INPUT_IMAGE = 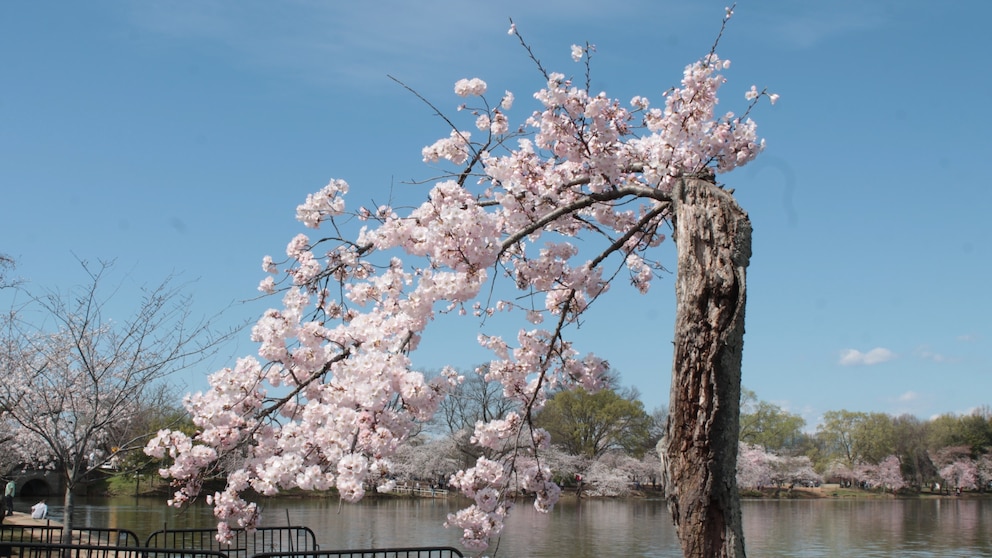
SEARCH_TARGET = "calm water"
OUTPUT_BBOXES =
[27,495,992,557]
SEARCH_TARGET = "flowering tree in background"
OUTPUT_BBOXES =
[147,12,773,557]
[736,443,821,492]
[932,446,979,491]
[976,453,992,491]
[386,436,461,488]
[1,261,231,542]
[854,456,906,492]
[538,445,588,487]
[581,453,636,497]
[736,443,773,490]
[939,459,977,491]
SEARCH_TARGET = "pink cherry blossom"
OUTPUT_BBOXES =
[147,21,772,552]
[454,77,487,97]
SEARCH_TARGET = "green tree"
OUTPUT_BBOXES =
[928,410,992,455]
[816,410,867,466]
[928,414,961,451]
[958,409,992,452]
[816,410,897,468]
[738,389,805,452]
[536,388,654,459]
[110,385,197,493]
[891,414,937,490]
[853,412,896,465]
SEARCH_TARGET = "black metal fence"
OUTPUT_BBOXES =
[0,525,461,558]
[0,525,141,546]
[254,548,464,558]
[0,540,229,558]
[144,527,319,558]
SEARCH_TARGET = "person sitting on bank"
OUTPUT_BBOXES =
[30,500,47,520]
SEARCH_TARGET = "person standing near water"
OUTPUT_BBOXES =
[3,479,14,515]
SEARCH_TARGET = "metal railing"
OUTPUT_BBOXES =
[253,548,464,558]
[0,540,229,558]
[1,525,462,558]
[382,486,449,498]
[0,525,141,546]
[144,527,319,558]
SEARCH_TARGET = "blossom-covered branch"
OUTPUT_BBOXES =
[147,19,774,554]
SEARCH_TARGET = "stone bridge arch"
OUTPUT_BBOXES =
[11,470,63,498]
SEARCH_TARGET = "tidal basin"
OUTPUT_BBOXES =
[34,495,992,557]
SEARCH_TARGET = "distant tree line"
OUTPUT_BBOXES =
[379,368,666,498]
[735,388,992,494]
[129,378,992,500]
[384,382,992,497]
[5,278,987,505]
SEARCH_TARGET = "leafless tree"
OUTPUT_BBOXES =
[433,365,520,466]
[0,254,19,290]
[0,260,236,541]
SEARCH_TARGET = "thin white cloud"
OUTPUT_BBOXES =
[889,390,927,418]
[912,344,961,364]
[918,350,946,363]
[746,2,892,49]
[838,347,895,366]
[121,0,682,91]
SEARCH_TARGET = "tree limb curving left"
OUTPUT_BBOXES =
[146,14,775,557]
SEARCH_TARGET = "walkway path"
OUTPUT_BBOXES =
[1,511,57,527]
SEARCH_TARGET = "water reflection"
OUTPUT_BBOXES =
[742,498,992,558]
[42,496,992,557]
[501,498,679,557]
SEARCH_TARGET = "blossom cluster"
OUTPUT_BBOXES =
[147,33,771,551]
[736,442,821,490]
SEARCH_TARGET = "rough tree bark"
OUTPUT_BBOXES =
[661,176,751,558]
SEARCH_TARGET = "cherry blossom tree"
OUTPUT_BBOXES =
[854,455,906,492]
[975,453,992,492]
[629,450,663,491]
[386,436,461,488]
[932,446,978,491]
[1,260,232,542]
[939,459,977,491]
[771,455,820,489]
[736,443,821,492]
[538,445,589,488]
[581,452,638,497]
[875,456,906,492]
[736,443,772,490]
[147,12,773,557]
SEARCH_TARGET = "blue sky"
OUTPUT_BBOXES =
[2,0,989,430]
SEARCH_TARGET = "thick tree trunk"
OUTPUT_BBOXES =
[662,177,751,558]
